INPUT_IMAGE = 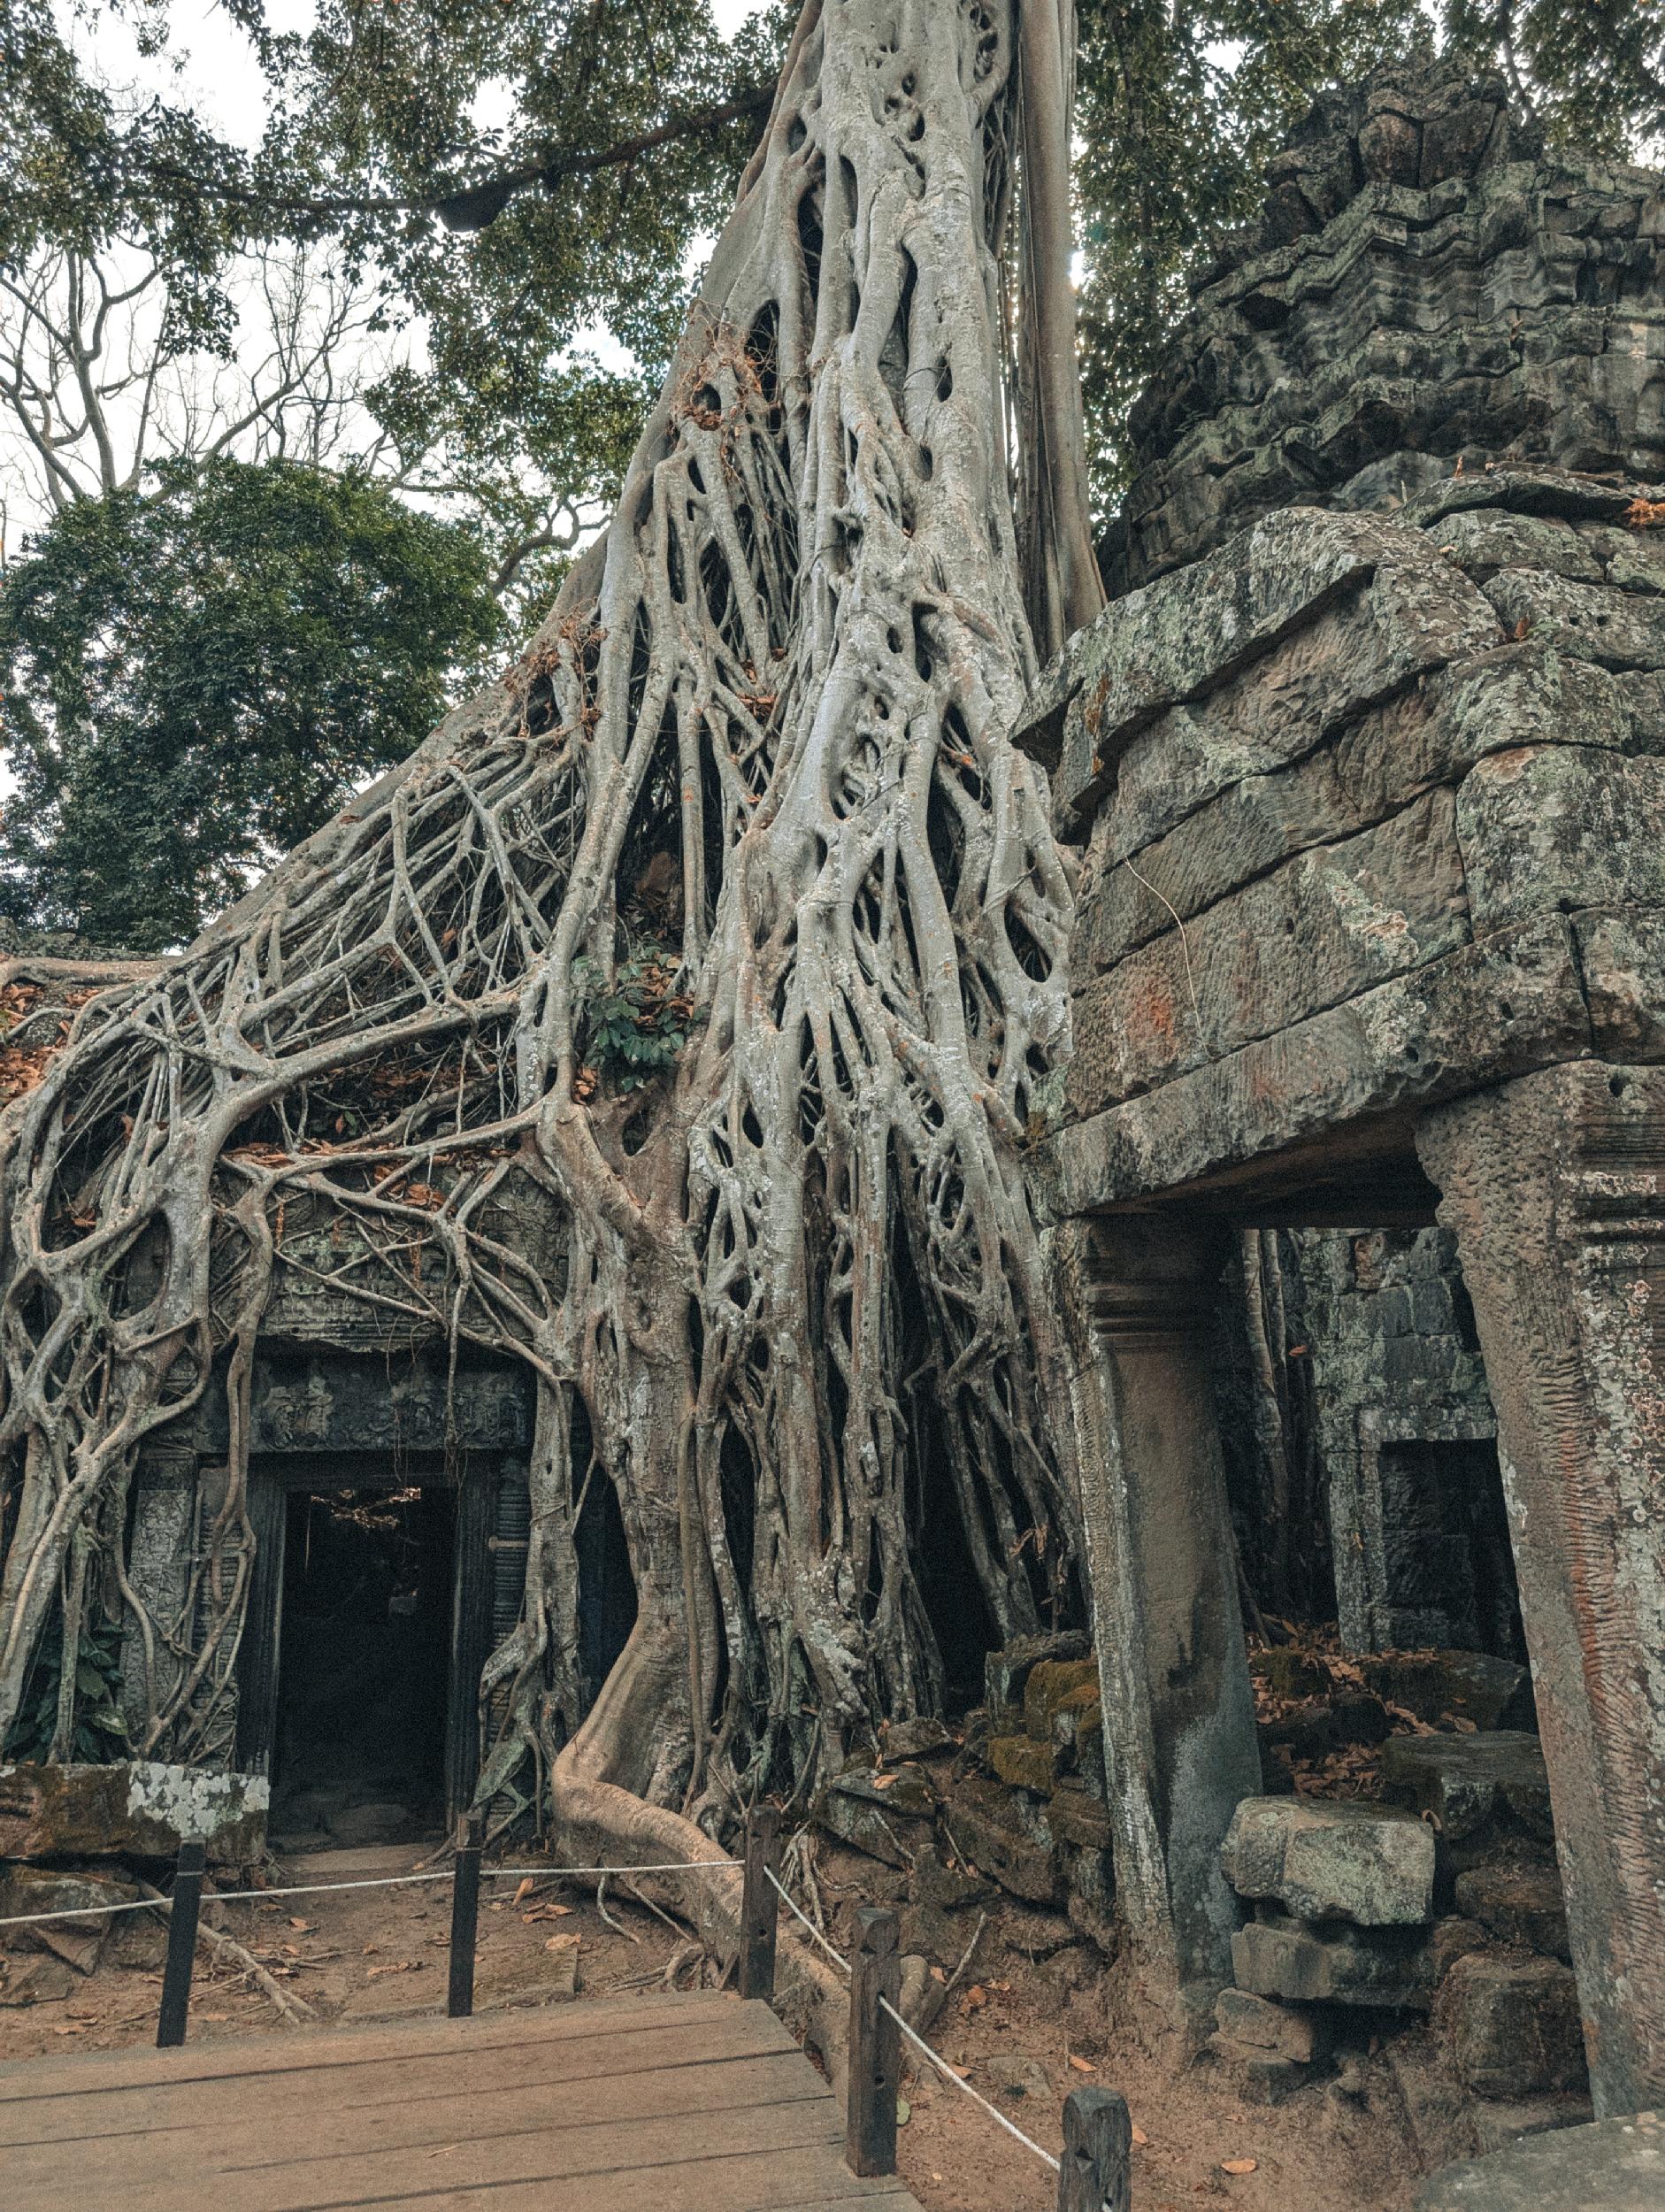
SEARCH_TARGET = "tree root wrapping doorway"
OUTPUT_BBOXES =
[0,0,1100,1946]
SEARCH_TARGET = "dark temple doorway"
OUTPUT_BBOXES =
[270,1487,455,1849]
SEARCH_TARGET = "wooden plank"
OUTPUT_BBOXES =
[0,2008,789,2142]
[1,2050,817,2185]
[0,2032,805,2150]
[5,2097,848,2211]
[0,1989,758,2101]
[0,1994,927,2212]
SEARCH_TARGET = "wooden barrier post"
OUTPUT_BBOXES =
[738,1804,780,2002]
[1058,2085,1132,2212]
[156,1837,206,2049]
[448,1809,484,2019]
[846,1906,902,2177]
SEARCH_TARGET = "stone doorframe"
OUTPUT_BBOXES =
[1050,1062,1665,2116]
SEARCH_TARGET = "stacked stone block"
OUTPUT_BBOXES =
[1101,59,1665,595]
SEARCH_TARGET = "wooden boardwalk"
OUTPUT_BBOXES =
[0,1989,926,2212]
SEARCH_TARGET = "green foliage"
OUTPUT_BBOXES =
[0,457,503,950]
[578,949,700,1092]
[4,1616,129,1766]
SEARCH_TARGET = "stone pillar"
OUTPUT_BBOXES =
[1053,1214,1262,2022]
[1417,1063,1665,2116]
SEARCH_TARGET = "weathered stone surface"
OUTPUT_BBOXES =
[1435,1955,1586,2098]
[1070,788,1469,1112]
[1454,1868,1570,1962]
[909,1843,996,1913]
[0,1760,268,1865]
[1481,568,1665,672]
[1431,1916,1490,1985]
[983,1633,1088,1732]
[1231,1915,1434,2009]
[1035,912,1590,1220]
[813,1763,937,1867]
[1077,645,1627,972]
[1048,1782,1115,1851]
[987,1734,1058,1793]
[1379,1733,1554,1843]
[1045,509,1499,830]
[879,1717,958,1763]
[1023,1658,1098,1740]
[0,1955,75,2006]
[1216,1985,1320,2062]
[1457,746,1665,927]
[1100,53,1665,596]
[1424,510,1605,585]
[1221,1795,1436,1926]
[944,1775,1060,1903]
[1205,2035,1309,2104]
[1416,2109,1665,2210]
[1361,1652,1533,1732]
[0,1868,139,1973]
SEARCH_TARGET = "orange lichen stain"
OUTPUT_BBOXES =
[1132,972,1178,1051]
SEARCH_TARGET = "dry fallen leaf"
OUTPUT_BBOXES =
[1222,2158,1258,2176]
[288,1917,315,1932]
[1132,2124,1149,2146]
[1068,2054,1096,2073]
[513,1878,535,1907]
[964,1984,988,2009]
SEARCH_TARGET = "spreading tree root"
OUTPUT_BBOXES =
[0,0,1093,1889]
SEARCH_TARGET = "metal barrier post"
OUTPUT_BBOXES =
[448,1810,484,2019]
[738,1805,780,2001]
[1058,2085,1132,2212]
[846,1906,901,2177]
[156,1837,206,2049]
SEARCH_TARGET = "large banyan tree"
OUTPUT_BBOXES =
[0,0,1102,1863]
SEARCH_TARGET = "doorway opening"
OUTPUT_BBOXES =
[270,1487,454,1849]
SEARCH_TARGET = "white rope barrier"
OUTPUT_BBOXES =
[0,1839,1063,2178]
[764,1864,850,1974]
[763,1865,1060,2177]
[0,1895,160,1929]
[0,1858,741,1928]
[880,1993,1062,2174]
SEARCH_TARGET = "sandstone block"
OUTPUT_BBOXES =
[1216,1985,1320,2062]
[1359,1650,1533,1732]
[909,1843,996,1913]
[0,1868,139,1974]
[1206,2034,1309,2103]
[944,1776,1060,1903]
[1048,1782,1115,1850]
[1482,566,1665,670]
[987,1734,1058,1793]
[1023,1657,1098,1740]
[813,1763,936,1867]
[1416,2109,1664,2211]
[983,1632,1088,1732]
[1221,1794,1436,1925]
[1453,1866,1570,1962]
[1379,1732,1554,1843]
[0,1760,267,1865]
[1231,1916,1434,2008]
[1434,1954,1586,2099]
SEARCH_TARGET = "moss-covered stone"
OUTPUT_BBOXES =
[1024,1658,1099,1741]
[988,1733,1058,1793]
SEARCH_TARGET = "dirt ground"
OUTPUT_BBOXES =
[0,1834,1421,2212]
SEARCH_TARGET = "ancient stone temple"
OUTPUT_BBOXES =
[1021,59,1665,2126]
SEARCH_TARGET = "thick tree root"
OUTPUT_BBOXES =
[0,0,1093,1863]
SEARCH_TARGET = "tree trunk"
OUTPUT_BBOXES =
[0,0,1093,1865]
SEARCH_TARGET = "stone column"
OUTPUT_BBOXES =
[1418,1063,1665,2116]
[1053,1214,1262,2023]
